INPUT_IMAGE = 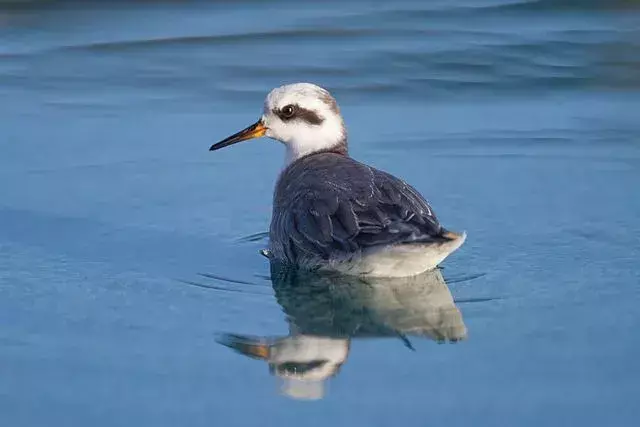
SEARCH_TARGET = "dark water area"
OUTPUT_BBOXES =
[1,0,639,425]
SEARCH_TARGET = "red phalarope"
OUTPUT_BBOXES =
[211,83,465,277]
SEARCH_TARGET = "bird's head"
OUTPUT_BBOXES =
[210,83,347,164]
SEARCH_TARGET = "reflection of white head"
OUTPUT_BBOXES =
[279,377,326,401]
[269,335,349,400]
[216,333,349,401]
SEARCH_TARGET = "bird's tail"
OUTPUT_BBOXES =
[441,229,467,242]
[439,229,467,254]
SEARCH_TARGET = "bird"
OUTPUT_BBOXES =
[210,83,466,277]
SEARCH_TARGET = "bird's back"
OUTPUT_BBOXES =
[269,152,458,272]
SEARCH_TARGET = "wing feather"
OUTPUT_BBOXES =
[271,153,448,263]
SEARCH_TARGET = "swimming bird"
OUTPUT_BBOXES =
[210,83,465,277]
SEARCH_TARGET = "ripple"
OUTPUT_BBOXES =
[178,279,272,296]
[236,231,269,243]
[57,28,385,53]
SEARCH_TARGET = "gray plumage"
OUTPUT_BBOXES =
[269,151,454,267]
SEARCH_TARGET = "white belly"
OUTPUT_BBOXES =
[322,232,467,278]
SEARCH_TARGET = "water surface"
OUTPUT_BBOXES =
[1,1,639,426]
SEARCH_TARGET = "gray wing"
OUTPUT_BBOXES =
[271,154,448,261]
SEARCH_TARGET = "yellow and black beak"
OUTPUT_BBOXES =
[210,120,267,151]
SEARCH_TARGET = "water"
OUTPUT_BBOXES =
[1,0,639,425]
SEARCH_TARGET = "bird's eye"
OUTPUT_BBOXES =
[281,104,296,118]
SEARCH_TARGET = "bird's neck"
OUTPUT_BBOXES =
[284,140,348,166]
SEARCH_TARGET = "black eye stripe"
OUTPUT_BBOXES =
[297,107,324,125]
[274,104,324,125]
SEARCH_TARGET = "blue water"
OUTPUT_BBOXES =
[1,1,639,425]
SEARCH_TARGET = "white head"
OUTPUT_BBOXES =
[210,83,347,165]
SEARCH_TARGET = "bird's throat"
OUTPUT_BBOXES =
[285,140,348,166]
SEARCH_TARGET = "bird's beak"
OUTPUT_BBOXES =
[210,119,267,151]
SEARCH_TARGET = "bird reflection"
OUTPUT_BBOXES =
[217,262,466,400]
